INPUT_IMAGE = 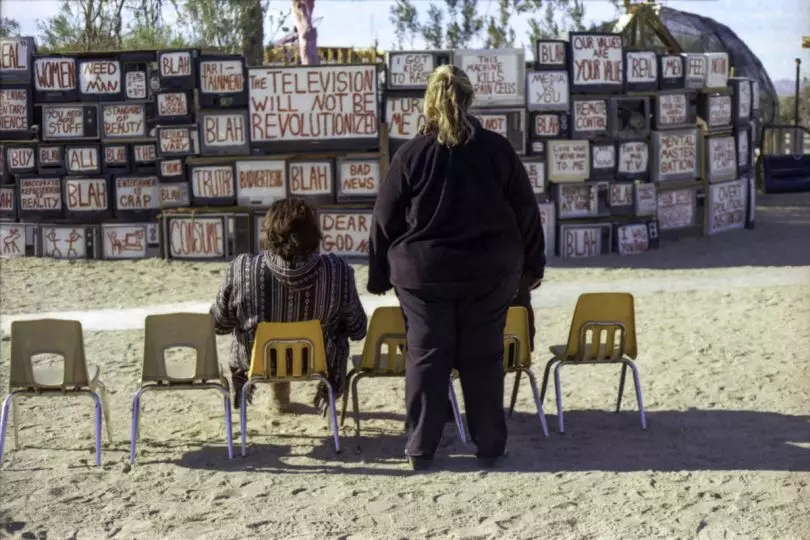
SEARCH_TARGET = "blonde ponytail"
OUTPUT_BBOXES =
[419,65,475,147]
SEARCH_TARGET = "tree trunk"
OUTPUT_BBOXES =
[291,0,318,65]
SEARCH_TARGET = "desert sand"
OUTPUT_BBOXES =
[0,193,809,540]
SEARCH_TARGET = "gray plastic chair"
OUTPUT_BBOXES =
[130,313,233,464]
[0,319,112,467]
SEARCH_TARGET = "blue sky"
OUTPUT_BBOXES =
[3,0,808,81]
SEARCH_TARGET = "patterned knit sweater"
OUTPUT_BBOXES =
[211,251,368,393]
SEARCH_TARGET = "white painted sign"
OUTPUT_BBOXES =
[616,223,650,255]
[476,114,508,138]
[526,71,569,111]
[102,224,147,258]
[34,57,76,92]
[160,51,193,78]
[455,49,523,107]
[533,114,563,137]
[289,161,333,196]
[737,130,749,168]
[66,147,99,173]
[657,188,696,230]
[683,54,707,89]
[102,103,147,139]
[157,92,188,117]
[201,111,247,147]
[635,183,657,216]
[559,225,607,258]
[38,146,62,167]
[320,211,371,257]
[386,96,424,140]
[41,226,87,259]
[0,88,28,132]
[42,105,85,139]
[653,129,699,182]
[572,99,608,134]
[115,176,160,211]
[707,95,732,126]
[168,217,226,259]
[538,203,555,257]
[707,136,737,182]
[191,165,235,199]
[522,159,546,197]
[609,183,635,210]
[160,159,184,178]
[0,38,30,73]
[707,178,746,234]
[19,177,61,212]
[657,93,688,127]
[133,143,157,163]
[248,65,378,142]
[570,34,623,88]
[160,183,190,208]
[751,81,760,112]
[158,127,193,155]
[126,70,147,99]
[536,41,566,67]
[625,51,657,84]
[737,79,752,121]
[339,159,380,197]
[558,184,598,219]
[660,55,683,80]
[617,141,648,175]
[592,144,615,170]
[547,140,590,183]
[200,59,244,94]
[64,178,108,211]
[388,52,434,88]
[235,160,286,206]
[6,146,35,171]
[705,52,729,88]
[79,59,121,94]
[0,224,25,258]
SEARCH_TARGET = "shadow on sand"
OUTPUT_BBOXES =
[168,408,810,474]
[549,192,810,270]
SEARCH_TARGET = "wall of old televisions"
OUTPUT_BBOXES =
[0,33,757,262]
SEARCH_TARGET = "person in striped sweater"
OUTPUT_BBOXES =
[211,198,368,414]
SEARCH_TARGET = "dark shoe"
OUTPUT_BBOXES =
[476,451,508,469]
[407,455,434,471]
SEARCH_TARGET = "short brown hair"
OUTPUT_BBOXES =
[263,198,322,261]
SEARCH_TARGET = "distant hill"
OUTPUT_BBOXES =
[773,78,809,97]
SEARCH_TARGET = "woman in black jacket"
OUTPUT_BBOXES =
[367,65,545,470]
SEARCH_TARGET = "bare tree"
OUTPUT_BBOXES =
[291,0,318,64]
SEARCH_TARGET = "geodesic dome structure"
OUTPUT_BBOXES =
[621,6,779,125]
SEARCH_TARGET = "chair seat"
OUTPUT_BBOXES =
[549,344,623,362]
[12,365,100,390]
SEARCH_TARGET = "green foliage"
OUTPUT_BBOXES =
[777,78,810,127]
[0,17,21,38]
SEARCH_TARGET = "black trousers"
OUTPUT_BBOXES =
[396,275,520,458]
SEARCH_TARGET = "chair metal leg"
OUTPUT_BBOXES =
[508,371,522,418]
[448,381,467,444]
[340,369,357,427]
[240,381,254,457]
[616,364,628,413]
[315,375,341,454]
[553,361,566,433]
[212,385,234,460]
[625,360,647,430]
[0,392,23,466]
[539,358,558,403]
[93,379,113,444]
[519,368,549,438]
[11,398,20,450]
[130,386,147,465]
[89,391,103,467]
[350,373,367,439]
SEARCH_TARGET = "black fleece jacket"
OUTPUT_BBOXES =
[367,117,546,294]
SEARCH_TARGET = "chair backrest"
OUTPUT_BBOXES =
[249,320,328,380]
[503,306,532,370]
[9,319,90,389]
[561,293,637,361]
[142,313,221,383]
[358,307,407,374]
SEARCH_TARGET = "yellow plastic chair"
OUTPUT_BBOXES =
[130,313,233,464]
[0,319,112,467]
[240,320,340,455]
[539,293,647,433]
[502,306,549,437]
[340,307,466,442]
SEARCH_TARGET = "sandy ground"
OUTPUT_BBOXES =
[0,193,809,540]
